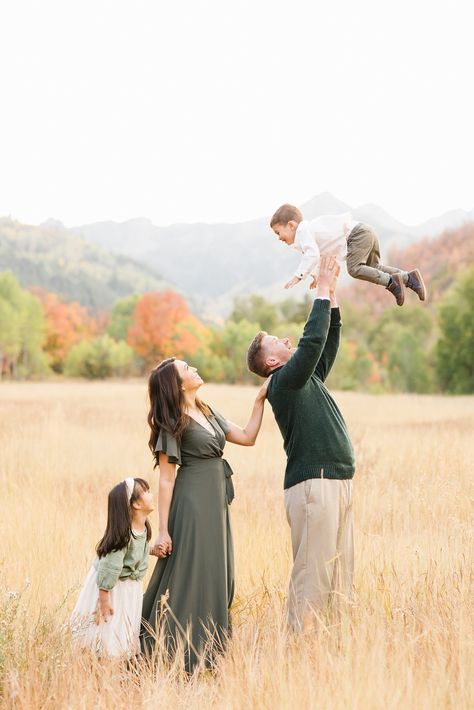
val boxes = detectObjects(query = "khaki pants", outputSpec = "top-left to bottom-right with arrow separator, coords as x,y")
284,478 -> 354,631
346,223 -> 403,286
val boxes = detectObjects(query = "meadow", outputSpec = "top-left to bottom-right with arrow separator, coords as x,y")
0,381 -> 472,709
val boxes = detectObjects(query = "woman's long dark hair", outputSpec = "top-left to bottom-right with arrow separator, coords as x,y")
96,478 -> 151,557
147,357 -> 211,467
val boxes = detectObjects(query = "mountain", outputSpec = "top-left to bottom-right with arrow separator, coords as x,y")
73,193 -> 474,314
0,217 -> 171,311
337,221 -> 474,317
412,208 -> 474,239
2,194 -> 472,316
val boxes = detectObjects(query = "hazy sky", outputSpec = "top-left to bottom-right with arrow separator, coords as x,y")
0,0 -> 472,227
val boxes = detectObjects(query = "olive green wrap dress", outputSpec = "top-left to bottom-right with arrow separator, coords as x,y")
141,409 -> 235,672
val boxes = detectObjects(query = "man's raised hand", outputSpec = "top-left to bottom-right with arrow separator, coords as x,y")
318,256 -> 337,285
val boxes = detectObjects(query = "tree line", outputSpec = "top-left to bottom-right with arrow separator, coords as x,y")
0,268 -> 473,393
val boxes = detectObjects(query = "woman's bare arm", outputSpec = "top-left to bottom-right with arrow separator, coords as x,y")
225,378 -> 270,446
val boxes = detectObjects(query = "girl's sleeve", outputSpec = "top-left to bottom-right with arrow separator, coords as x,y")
155,429 -> 181,465
211,409 -> 231,435
96,548 -> 127,591
137,542 -> 149,581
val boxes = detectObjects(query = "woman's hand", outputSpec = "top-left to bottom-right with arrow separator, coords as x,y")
151,531 -> 172,558
256,375 -> 272,402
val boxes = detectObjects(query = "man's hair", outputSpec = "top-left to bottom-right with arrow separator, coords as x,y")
270,204 -> 303,228
247,331 -> 271,378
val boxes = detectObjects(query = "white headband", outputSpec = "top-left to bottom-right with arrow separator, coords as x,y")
124,477 -> 135,501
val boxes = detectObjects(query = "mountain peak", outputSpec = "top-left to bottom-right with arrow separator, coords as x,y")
300,192 -> 352,218
40,218 -> 65,231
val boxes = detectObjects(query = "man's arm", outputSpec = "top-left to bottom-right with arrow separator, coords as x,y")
275,257 -> 337,390
314,306 -> 341,381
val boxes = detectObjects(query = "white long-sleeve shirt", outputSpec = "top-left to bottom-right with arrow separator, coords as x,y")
293,213 -> 359,280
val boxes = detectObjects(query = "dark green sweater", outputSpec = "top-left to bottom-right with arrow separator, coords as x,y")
267,299 -> 355,490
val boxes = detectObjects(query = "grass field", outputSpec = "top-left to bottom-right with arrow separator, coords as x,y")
0,381 -> 473,709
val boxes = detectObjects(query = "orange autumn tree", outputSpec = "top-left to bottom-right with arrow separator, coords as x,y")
172,315 -> 211,360
127,290 -> 194,366
33,289 -> 98,372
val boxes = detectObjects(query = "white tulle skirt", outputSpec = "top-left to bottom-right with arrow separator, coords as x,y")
70,565 -> 143,657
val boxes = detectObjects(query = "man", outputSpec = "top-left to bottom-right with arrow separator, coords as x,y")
246,256 -> 355,631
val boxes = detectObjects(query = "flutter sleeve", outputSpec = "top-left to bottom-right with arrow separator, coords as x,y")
211,409 -> 231,436
155,429 -> 181,465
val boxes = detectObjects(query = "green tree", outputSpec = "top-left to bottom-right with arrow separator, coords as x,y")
436,267 -> 474,393
326,339 -> 375,391
0,271 -> 48,378
107,294 -> 139,341
213,319 -> 261,383
278,295 -> 312,324
369,306 -> 434,393
230,295 -> 279,332
64,335 -> 134,379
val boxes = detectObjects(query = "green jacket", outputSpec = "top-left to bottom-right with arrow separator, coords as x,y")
267,299 -> 355,489
94,531 -> 149,591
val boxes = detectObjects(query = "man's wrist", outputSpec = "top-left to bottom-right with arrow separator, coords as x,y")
315,284 -> 330,299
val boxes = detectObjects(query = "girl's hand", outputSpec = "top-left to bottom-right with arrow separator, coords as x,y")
256,376 -> 272,401
309,276 -> 318,290
96,590 -> 114,625
151,532 -> 172,558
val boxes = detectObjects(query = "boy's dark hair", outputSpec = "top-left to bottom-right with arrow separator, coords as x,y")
96,478 -> 151,557
270,204 -> 303,228
247,331 -> 271,378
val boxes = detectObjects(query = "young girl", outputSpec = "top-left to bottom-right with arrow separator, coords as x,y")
70,477 -> 154,657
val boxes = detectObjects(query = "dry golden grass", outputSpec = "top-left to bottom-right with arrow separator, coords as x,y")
0,381 -> 473,709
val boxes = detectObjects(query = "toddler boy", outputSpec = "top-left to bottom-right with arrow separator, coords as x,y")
270,203 -> 426,306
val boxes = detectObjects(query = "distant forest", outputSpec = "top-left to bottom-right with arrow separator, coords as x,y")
1,222 -> 473,393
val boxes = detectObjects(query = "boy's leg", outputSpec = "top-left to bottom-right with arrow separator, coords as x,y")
347,224 -> 406,304
347,224 -> 398,286
285,478 -> 340,632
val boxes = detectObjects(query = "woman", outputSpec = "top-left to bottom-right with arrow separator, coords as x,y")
141,357 -> 269,672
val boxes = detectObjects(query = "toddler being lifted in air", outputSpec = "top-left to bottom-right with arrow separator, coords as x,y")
270,203 -> 426,306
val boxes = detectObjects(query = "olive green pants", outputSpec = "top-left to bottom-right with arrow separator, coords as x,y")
346,222 -> 404,286
284,478 -> 354,631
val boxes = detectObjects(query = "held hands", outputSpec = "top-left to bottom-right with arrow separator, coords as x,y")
284,276 -> 302,289
151,531 -> 172,558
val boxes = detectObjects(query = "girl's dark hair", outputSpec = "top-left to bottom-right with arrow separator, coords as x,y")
147,357 -> 211,468
96,478 -> 151,557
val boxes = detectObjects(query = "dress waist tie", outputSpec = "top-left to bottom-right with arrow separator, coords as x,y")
222,458 -> 235,504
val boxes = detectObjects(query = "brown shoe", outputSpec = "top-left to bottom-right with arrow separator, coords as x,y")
386,273 -> 405,306
406,269 -> 427,301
